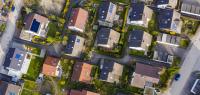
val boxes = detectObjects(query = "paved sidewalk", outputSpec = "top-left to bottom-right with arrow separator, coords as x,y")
164,26 -> 200,95
0,0 -> 23,74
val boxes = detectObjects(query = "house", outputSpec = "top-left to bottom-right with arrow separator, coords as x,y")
3,48 -> 31,78
156,33 -> 181,46
127,3 -> 153,27
71,62 -> 92,84
96,28 -> 120,49
131,63 -> 161,88
190,79 -> 200,94
128,30 -> 152,51
68,8 -> 88,32
65,35 -> 85,57
131,0 -> 154,4
155,0 -> 178,9
153,48 -> 174,64
69,90 -> 100,95
98,1 -> 117,27
20,13 -> 49,41
0,80 -> 22,95
158,9 -> 182,33
181,0 -> 200,19
42,56 -> 61,77
99,59 -> 123,83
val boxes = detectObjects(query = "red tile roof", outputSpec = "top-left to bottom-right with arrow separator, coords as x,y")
71,62 -> 92,84
42,56 -> 60,77
68,8 -> 88,31
70,90 -> 100,95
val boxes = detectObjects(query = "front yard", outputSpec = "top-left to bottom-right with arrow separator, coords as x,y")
21,80 -> 40,95
181,17 -> 200,36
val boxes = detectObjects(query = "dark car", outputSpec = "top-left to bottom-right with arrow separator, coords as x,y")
174,73 -> 181,81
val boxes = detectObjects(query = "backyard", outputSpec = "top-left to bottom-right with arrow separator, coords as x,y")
23,56 -> 44,81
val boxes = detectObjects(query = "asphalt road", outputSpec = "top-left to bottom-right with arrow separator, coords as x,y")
0,0 -> 23,74
164,26 -> 200,95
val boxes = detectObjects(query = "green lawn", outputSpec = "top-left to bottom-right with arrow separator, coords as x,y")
181,17 -> 200,36
25,45 -> 41,55
23,56 -> 44,80
179,39 -> 190,48
21,80 -> 41,95
129,49 -> 145,56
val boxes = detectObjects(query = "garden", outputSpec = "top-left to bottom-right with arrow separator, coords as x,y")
23,56 -> 44,81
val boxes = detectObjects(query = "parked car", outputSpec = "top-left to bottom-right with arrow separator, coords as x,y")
175,73 -> 181,81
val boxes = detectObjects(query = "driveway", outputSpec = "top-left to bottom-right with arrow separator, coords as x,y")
164,26 -> 200,95
0,0 -> 23,74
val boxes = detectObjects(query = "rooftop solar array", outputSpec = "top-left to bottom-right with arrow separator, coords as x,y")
100,60 -> 115,80
98,2 -> 110,21
97,28 -> 111,45
192,79 -> 200,94
30,19 -> 40,33
129,30 -> 144,47
181,3 -> 200,16
158,9 -> 173,29
129,3 -> 145,21
155,0 -> 169,5
65,35 -> 77,54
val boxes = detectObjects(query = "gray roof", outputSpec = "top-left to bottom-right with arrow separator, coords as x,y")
0,81 -> 21,95
3,48 -> 27,71
157,33 -> 181,45
192,79 -> 200,94
153,46 -> 174,63
129,30 -> 144,47
181,0 -> 200,18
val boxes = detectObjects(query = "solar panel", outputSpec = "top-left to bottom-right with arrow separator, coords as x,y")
30,19 -> 40,33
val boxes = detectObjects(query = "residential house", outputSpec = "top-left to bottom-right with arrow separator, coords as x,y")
68,8 -> 88,32
71,62 -> 92,84
181,0 -> 200,19
131,0 -> 154,4
127,3 -> 153,27
128,30 -> 152,51
96,28 -> 120,49
42,56 -> 61,77
153,48 -> 174,64
3,48 -> 31,78
65,35 -> 85,57
155,0 -> 178,9
99,59 -> 123,83
157,33 -> 181,46
98,1 -> 117,27
20,13 -> 49,41
190,79 -> 200,94
158,9 -> 182,33
131,63 -> 161,88
0,80 -> 22,95
69,90 -> 100,95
